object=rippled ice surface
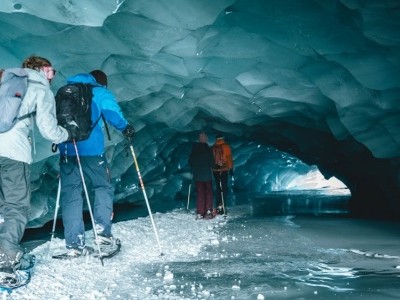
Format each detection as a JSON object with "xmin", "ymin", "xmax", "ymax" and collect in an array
[
  {"xmin": 12, "ymin": 192, "xmax": 400, "ymax": 299},
  {"xmin": 152, "ymin": 209, "xmax": 400, "ymax": 299},
  {"xmin": 185, "ymin": 213, "xmax": 400, "ymax": 299}
]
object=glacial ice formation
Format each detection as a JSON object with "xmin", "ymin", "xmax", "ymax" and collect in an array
[{"xmin": 0, "ymin": 0, "xmax": 399, "ymax": 226}]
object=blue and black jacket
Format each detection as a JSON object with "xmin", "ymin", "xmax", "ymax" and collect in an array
[{"xmin": 58, "ymin": 73, "xmax": 128, "ymax": 156}]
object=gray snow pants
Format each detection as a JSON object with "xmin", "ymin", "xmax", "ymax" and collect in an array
[
  {"xmin": 0, "ymin": 157, "xmax": 30, "ymax": 263},
  {"xmin": 60, "ymin": 155, "xmax": 114, "ymax": 249}
]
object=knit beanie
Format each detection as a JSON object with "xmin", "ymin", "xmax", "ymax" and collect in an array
[{"xmin": 90, "ymin": 70, "xmax": 107, "ymax": 86}]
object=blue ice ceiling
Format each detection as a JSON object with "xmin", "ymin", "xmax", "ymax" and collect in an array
[{"xmin": 0, "ymin": 0, "xmax": 399, "ymax": 225}]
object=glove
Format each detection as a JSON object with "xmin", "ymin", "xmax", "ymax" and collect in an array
[
  {"xmin": 65, "ymin": 124, "xmax": 80, "ymax": 142},
  {"xmin": 229, "ymin": 169, "xmax": 234, "ymax": 177},
  {"xmin": 122, "ymin": 124, "xmax": 135, "ymax": 143}
]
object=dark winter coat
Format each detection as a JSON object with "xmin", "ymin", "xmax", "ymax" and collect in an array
[{"xmin": 189, "ymin": 142, "xmax": 214, "ymax": 182}]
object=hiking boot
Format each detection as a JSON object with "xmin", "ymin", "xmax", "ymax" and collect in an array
[
  {"xmin": 216, "ymin": 205, "xmax": 224, "ymax": 215},
  {"xmin": 0, "ymin": 256, "xmax": 13, "ymax": 275},
  {"xmin": 13, "ymin": 253, "xmax": 35, "ymax": 271},
  {"xmin": 204, "ymin": 210, "xmax": 214, "ymax": 219},
  {"xmin": 0, "ymin": 266, "xmax": 14, "ymax": 276},
  {"xmin": 96, "ymin": 235, "xmax": 117, "ymax": 247},
  {"xmin": 66, "ymin": 246, "xmax": 94, "ymax": 258}
]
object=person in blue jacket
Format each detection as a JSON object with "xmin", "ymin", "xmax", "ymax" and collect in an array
[{"xmin": 58, "ymin": 70, "xmax": 135, "ymax": 257}]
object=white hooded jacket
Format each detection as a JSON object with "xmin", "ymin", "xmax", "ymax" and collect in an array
[{"xmin": 0, "ymin": 68, "xmax": 68, "ymax": 164}]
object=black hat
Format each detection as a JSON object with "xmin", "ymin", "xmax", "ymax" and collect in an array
[{"xmin": 90, "ymin": 70, "xmax": 107, "ymax": 86}]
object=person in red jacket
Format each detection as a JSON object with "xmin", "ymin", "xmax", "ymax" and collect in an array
[{"xmin": 212, "ymin": 135, "xmax": 233, "ymax": 215}]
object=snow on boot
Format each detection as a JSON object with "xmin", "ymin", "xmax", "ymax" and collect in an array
[
  {"xmin": 52, "ymin": 246, "xmax": 94, "ymax": 260},
  {"xmin": 94, "ymin": 236, "xmax": 121, "ymax": 259},
  {"xmin": 0, "ymin": 254, "xmax": 35, "ymax": 292},
  {"xmin": 216, "ymin": 205, "xmax": 224, "ymax": 215},
  {"xmin": 204, "ymin": 210, "xmax": 214, "ymax": 220}
]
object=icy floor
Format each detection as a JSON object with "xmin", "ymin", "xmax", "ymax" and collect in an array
[{"xmin": 4, "ymin": 206, "xmax": 400, "ymax": 300}]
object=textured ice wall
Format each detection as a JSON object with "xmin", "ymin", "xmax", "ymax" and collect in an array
[{"xmin": 0, "ymin": 0, "xmax": 399, "ymax": 224}]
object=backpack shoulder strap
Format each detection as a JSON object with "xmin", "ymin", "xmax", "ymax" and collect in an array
[
  {"xmin": 89, "ymin": 85, "xmax": 111, "ymax": 141},
  {"xmin": 91, "ymin": 114, "xmax": 111, "ymax": 141},
  {"xmin": 18, "ymin": 111, "xmax": 36, "ymax": 121},
  {"xmin": 101, "ymin": 115, "xmax": 111, "ymax": 141}
]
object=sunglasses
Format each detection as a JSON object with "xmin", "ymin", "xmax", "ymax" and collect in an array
[{"xmin": 42, "ymin": 66, "xmax": 57, "ymax": 80}]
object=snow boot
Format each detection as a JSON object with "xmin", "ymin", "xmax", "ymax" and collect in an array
[
  {"xmin": 204, "ymin": 210, "xmax": 214, "ymax": 219},
  {"xmin": 216, "ymin": 204, "xmax": 224, "ymax": 215},
  {"xmin": 52, "ymin": 246, "xmax": 94, "ymax": 259}
]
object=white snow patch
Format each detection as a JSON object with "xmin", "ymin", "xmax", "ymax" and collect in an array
[{"xmin": 9, "ymin": 210, "xmax": 224, "ymax": 299}]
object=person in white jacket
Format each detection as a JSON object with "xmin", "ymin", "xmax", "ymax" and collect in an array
[{"xmin": 0, "ymin": 55, "xmax": 72, "ymax": 273}]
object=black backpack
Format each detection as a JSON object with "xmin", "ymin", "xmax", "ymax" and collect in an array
[{"xmin": 55, "ymin": 83, "xmax": 98, "ymax": 141}]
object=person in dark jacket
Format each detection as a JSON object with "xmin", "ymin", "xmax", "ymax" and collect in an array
[
  {"xmin": 189, "ymin": 132, "xmax": 215, "ymax": 219},
  {"xmin": 57, "ymin": 70, "xmax": 135, "ymax": 257}
]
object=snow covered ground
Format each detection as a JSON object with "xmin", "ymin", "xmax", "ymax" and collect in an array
[
  {"xmin": 4, "ymin": 206, "xmax": 400, "ymax": 300},
  {"xmin": 8, "ymin": 210, "xmax": 225, "ymax": 299}
]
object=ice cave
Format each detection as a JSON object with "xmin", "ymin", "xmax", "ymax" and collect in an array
[
  {"xmin": 0, "ymin": 0, "xmax": 399, "ymax": 227},
  {"xmin": 1, "ymin": 1, "xmax": 400, "ymax": 299}
]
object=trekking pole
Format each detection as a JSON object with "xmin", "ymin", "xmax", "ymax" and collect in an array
[
  {"xmin": 186, "ymin": 183, "xmax": 191, "ymax": 211},
  {"xmin": 128, "ymin": 144, "xmax": 163, "ymax": 256},
  {"xmin": 51, "ymin": 176, "xmax": 61, "ymax": 241},
  {"xmin": 72, "ymin": 139, "xmax": 104, "ymax": 265},
  {"xmin": 219, "ymin": 172, "xmax": 227, "ymax": 217},
  {"xmin": 186, "ymin": 175, "xmax": 192, "ymax": 212},
  {"xmin": 47, "ymin": 175, "xmax": 61, "ymax": 259}
]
